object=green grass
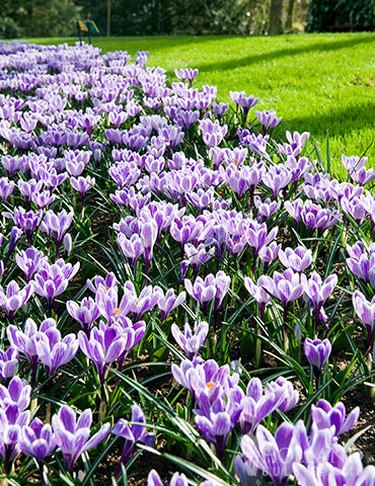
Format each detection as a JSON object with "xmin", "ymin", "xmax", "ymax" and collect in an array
[{"xmin": 23, "ymin": 34, "xmax": 375, "ymax": 177}]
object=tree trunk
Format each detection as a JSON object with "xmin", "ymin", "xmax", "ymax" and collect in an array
[
  {"xmin": 107, "ymin": 0, "xmax": 111, "ymax": 37},
  {"xmin": 269, "ymin": 0, "xmax": 284, "ymax": 34},
  {"xmin": 286, "ymin": 0, "xmax": 295, "ymax": 31}
]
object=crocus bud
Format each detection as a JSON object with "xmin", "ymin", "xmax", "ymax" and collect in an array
[{"xmin": 304, "ymin": 338, "xmax": 332, "ymax": 370}]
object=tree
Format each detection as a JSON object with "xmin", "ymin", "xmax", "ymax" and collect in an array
[
  {"xmin": 268, "ymin": 0, "xmax": 284, "ymax": 34},
  {"xmin": 286, "ymin": 0, "xmax": 295, "ymax": 31}
]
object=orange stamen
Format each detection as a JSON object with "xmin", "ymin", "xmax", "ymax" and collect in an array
[{"xmin": 113, "ymin": 308, "xmax": 121, "ymax": 315}]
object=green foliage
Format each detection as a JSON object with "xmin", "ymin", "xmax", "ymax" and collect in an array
[
  {"xmin": 0, "ymin": 17, "xmax": 22, "ymax": 39},
  {"xmin": 307, "ymin": 0, "xmax": 375, "ymax": 32}
]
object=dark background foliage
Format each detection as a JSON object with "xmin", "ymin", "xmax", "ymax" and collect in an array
[{"xmin": 0, "ymin": 0, "xmax": 373, "ymax": 38}]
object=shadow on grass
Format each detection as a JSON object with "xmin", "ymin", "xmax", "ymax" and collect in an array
[
  {"xmin": 195, "ymin": 34, "xmax": 375, "ymax": 72},
  {"xmin": 281, "ymin": 102, "xmax": 375, "ymax": 152}
]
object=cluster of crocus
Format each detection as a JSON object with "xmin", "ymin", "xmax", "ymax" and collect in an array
[
  {"xmin": 239, "ymin": 407, "xmax": 369, "ymax": 486},
  {"xmin": 0, "ymin": 39, "xmax": 373, "ymax": 484},
  {"xmin": 172, "ymin": 357, "xmax": 299, "ymax": 459}
]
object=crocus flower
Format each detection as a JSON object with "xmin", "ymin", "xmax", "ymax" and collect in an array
[
  {"xmin": 239, "ymin": 377, "xmax": 283, "ymax": 434},
  {"xmin": 171, "ymin": 322, "xmax": 208, "ymax": 359},
  {"xmin": 265, "ymin": 376, "xmax": 299, "ymax": 413},
  {"xmin": 260, "ymin": 269, "xmax": 303, "ymax": 308},
  {"xmin": 148, "ymin": 470, "xmax": 189, "ymax": 486},
  {"xmin": 241, "ymin": 422, "xmax": 302, "ymax": 484},
  {"xmin": 0, "ymin": 280, "xmax": 33, "ymax": 321},
  {"xmin": 112, "ymin": 404, "xmax": 155, "ymax": 463},
  {"xmin": 157, "ymin": 288, "xmax": 186, "ymax": 320},
  {"xmin": 244, "ymin": 276, "xmax": 273, "ymax": 316},
  {"xmin": 301, "ymin": 272, "xmax": 337, "ymax": 323},
  {"xmin": 175, "ymin": 68, "xmax": 199, "ymax": 85},
  {"xmin": 70, "ymin": 175, "xmax": 95, "ymax": 196},
  {"xmin": 2, "ymin": 207, "xmax": 43, "ymax": 242},
  {"xmin": 66, "ymin": 296, "xmax": 100, "ymax": 334},
  {"xmin": 352, "ymin": 290, "xmax": 375, "ymax": 351},
  {"xmin": 40, "ymin": 209, "xmax": 74, "ymax": 247},
  {"xmin": 78, "ymin": 322, "xmax": 136, "ymax": 383},
  {"xmin": 278, "ymin": 246, "xmax": 312, "ymax": 273},
  {"xmin": 311, "ymin": 399, "xmax": 359, "ymax": 436},
  {"xmin": 7, "ymin": 317, "xmax": 77, "ymax": 379},
  {"xmin": 52, "ymin": 405, "xmax": 110, "ymax": 473},
  {"xmin": 304, "ymin": 338, "xmax": 332, "ymax": 370},
  {"xmin": 293, "ymin": 451, "xmax": 375, "ymax": 486},
  {"xmin": 33, "ymin": 259, "xmax": 80, "ymax": 307},
  {"xmin": 184, "ymin": 271, "xmax": 231, "ymax": 311},
  {"xmin": 0, "ymin": 376, "xmax": 31, "ymax": 411},
  {"xmin": 230, "ymin": 91, "xmax": 259, "ymax": 117},
  {"xmin": 256, "ymin": 109, "xmax": 282, "ymax": 131},
  {"xmin": 15, "ymin": 247, "xmax": 47, "ymax": 282},
  {"xmin": 0, "ymin": 347, "xmax": 19, "ymax": 383},
  {"xmin": 0, "ymin": 405, "xmax": 30, "ymax": 471},
  {"xmin": 20, "ymin": 418, "xmax": 56, "ymax": 461}
]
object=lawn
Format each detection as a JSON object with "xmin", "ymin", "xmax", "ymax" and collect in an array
[{"xmin": 24, "ymin": 33, "xmax": 375, "ymax": 177}]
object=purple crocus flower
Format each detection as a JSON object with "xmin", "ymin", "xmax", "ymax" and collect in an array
[
  {"xmin": 258, "ymin": 241, "xmax": 280, "ymax": 264},
  {"xmin": 352, "ymin": 290, "xmax": 375, "ymax": 351},
  {"xmin": 245, "ymin": 220, "xmax": 278, "ymax": 258},
  {"xmin": 33, "ymin": 324, "xmax": 78, "ymax": 378},
  {"xmin": 148, "ymin": 470, "xmax": 189, "ymax": 486},
  {"xmin": 78, "ymin": 322, "xmax": 137, "ymax": 383},
  {"xmin": 175, "ymin": 68, "xmax": 199, "ymax": 85},
  {"xmin": 0, "ymin": 347, "xmax": 19, "ymax": 383},
  {"xmin": 230, "ymin": 91, "xmax": 258, "ymax": 118},
  {"xmin": 87, "ymin": 272, "xmax": 118, "ymax": 294},
  {"xmin": 304, "ymin": 338, "xmax": 332, "ymax": 370},
  {"xmin": 112, "ymin": 404, "xmax": 155, "ymax": 463},
  {"xmin": 260, "ymin": 269, "xmax": 303, "ymax": 308},
  {"xmin": 199, "ymin": 119, "xmax": 228, "ymax": 147},
  {"xmin": 278, "ymin": 246, "xmax": 312, "ymax": 273},
  {"xmin": 66, "ymin": 296, "xmax": 100, "ymax": 334},
  {"xmin": 241, "ymin": 422, "xmax": 302, "ymax": 484},
  {"xmin": 0, "ymin": 376, "xmax": 31, "ymax": 411},
  {"xmin": 141, "ymin": 220, "xmax": 158, "ymax": 273},
  {"xmin": 301, "ymin": 272, "xmax": 337, "ymax": 323},
  {"xmin": 52, "ymin": 405, "xmax": 110, "ymax": 473},
  {"xmin": 0, "ymin": 405, "xmax": 30, "ymax": 472},
  {"xmin": 0, "ymin": 177, "xmax": 15, "ymax": 202},
  {"xmin": 239, "ymin": 377, "xmax": 284, "ymax": 434},
  {"xmin": 70, "ymin": 175, "xmax": 95, "ymax": 197},
  {"xmin": 33, "ymin": 259, "xmax": 80, "ymax": 307},
  {"xmin": 157, "ymin": 288, "xmax": 186, "ymax": 320},
  {"xmin": 263, "ymin": 165, "xmax": 292, "ymax": 199},
  {"xmin": 0, "ymin": 280, "xmax": 33, "ymax": 322},
  {"xmin": 3, "ymin": 226, "xmax": 22, "ymax": 265},
  {"xmin": 256, "ymin": 109, "xmax": 282, "ymax": 131},
  {"xmin": 171, "ymin": 322, "xmax": 209, "ymax": 359},
  {"xmin": 184, "ymin": 271, "xmax": 231, "ymax": 311},
  {"xmin": 300, "ymin": 201, "xmax": 340, "ymax": 235},
  {"xmin": 311, "ymin": 399, "xmax": 359, "ymax": 436},
  {"xmin": 40, "ymin": 209, "xmax": 74, "ymax": 248},
  {"xmin": 20, "ymin": 417, "xmax": 56, "ymax": 461},
  {"xmin": 244, "ymin": 276, "xmax": 273, "ymax": 316},
  {"xmin": 15, "ymin": 247, "xmax": 47, "ymax": 282},
  {"xmin": 3, "ymin": 207, "xmax": 43, "ymax": 243},
  {"xmin": 265, "ymin": 376, "xmax": 299, "ymax": 413},
  {"xmin": 293, "ymin": 451, "xmax": 375, "ymax": 486},
  {"xmin": 7, "ymin": 317, "xmax": 77, "ymax": 379},
  {"xmin": 346, "ymin": 242, "xmax": 375, "ymax": 287}
]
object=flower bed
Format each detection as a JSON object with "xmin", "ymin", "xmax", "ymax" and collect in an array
[{"xmin": 0, "ymin": 40, "xmax": 374, "ymax": 485}]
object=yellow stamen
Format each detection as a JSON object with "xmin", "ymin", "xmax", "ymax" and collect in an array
[
  {"xmin": 206, "ymin": 381, "xmax": 216, "ymax": 390},
  {"xmin": 113, "ymin": 308, "xmax": 120, "ymax": 315}
]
